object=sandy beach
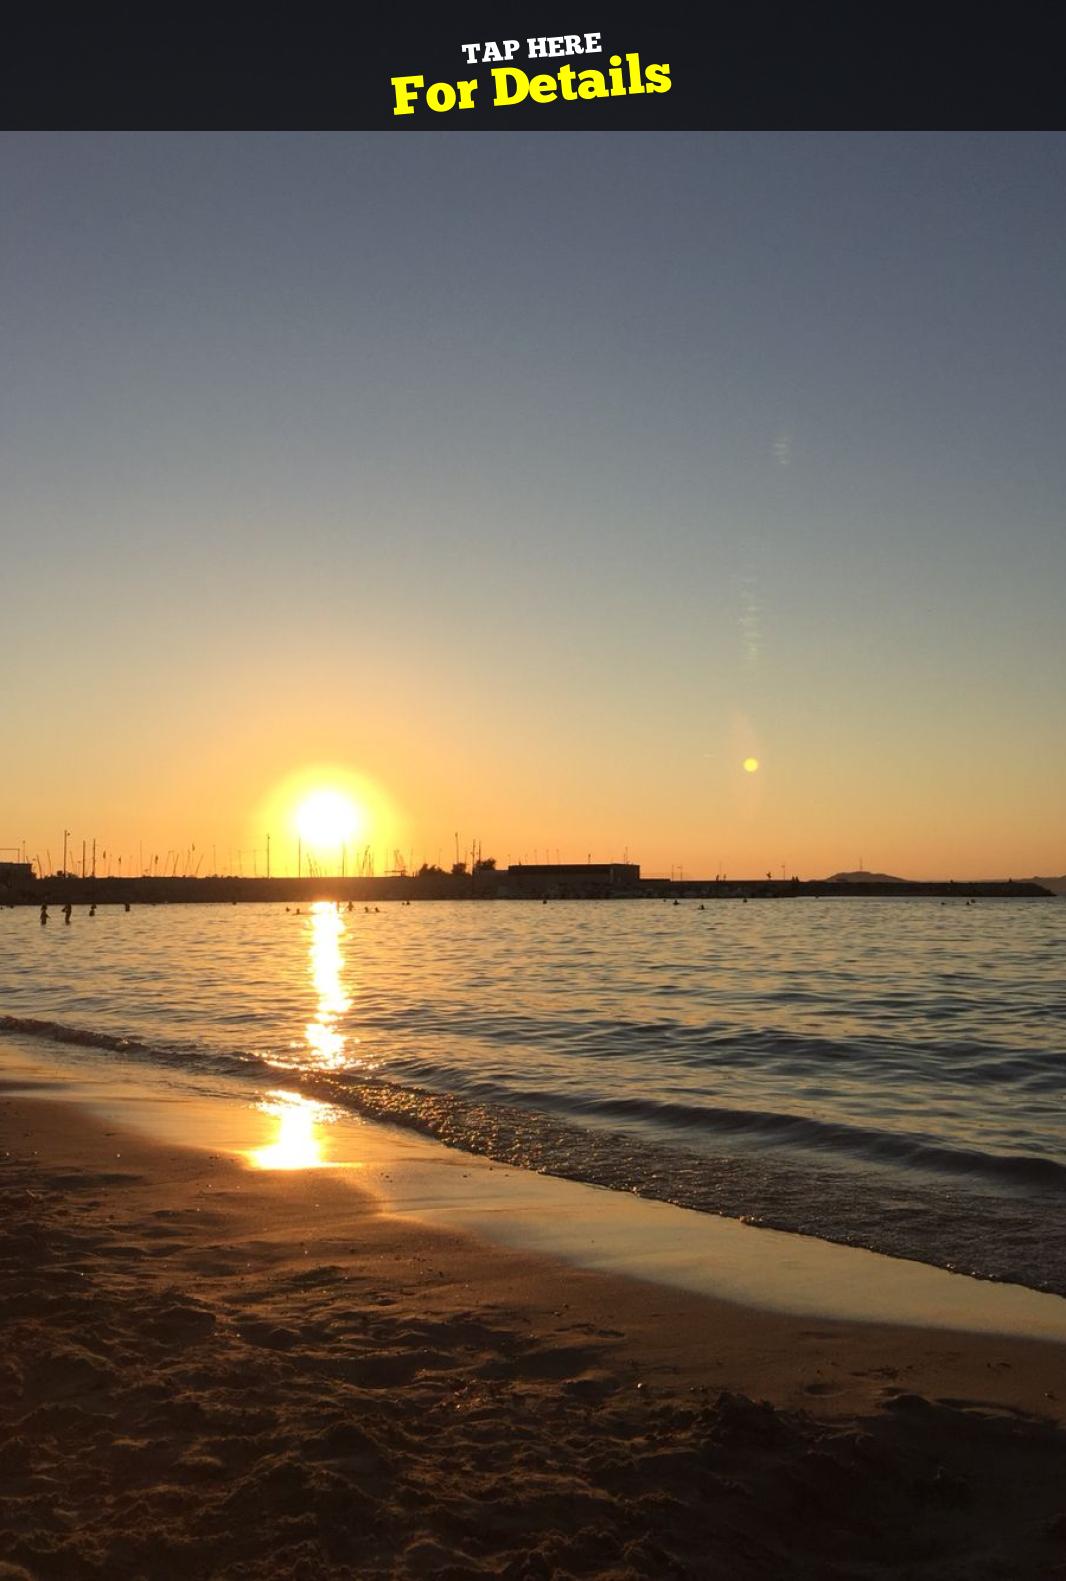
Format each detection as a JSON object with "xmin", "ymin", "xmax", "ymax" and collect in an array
[{"xmin": 3, "ymin": 1090, "xmax": 1066, "ymax": 1579}]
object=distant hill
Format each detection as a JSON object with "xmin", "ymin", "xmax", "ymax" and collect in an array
[
  {"xmin": 824, "ymin": 870, "xmax": 1062, "ymax": 892},
  {"xmin": 826, "ymin": 870, "xmax": 906, "ymax": 884}
]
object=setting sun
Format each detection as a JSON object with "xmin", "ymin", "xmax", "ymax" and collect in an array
[
  {"xmin": 257, "ymin": 764, "xmax": 407, "ymax": 878},
  {"xmin": 295, "ymin": 789, "xmax": 364, "ymax": 851}
]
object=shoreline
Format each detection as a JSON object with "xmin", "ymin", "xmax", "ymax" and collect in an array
[
  {"xmin": 6, "ymin": 1035, "xmax": 1066, "ymax": 1340},
  {"xmin": 4, "ymin": 1090, "xmax": 1066, "ymax": 1576},
  {"xmin": 5, "ymin": 1014, "xmax": 1066, "ymax": 1304}
]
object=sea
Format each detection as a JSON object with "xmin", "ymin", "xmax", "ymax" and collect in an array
[{"xmin": 1, "ymin": 897, "xmax": 1064, "ymax": 1295}]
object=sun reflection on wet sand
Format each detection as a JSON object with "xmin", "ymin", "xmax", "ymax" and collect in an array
[{"xmin": 248, "ymin": 1090, "xmax": 336, "ymax": 1170}]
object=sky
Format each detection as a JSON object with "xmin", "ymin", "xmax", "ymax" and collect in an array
[{"xmin": 3, "ymin": 132, "xmax": 1064, "ymax": 880}]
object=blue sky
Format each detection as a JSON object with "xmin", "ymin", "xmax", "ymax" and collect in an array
[{"xmin": 3, "ymin": 133, "xmax": 1064, "ymax": 877}]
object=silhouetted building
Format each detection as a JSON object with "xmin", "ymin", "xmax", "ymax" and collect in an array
[
  {"xmin": 0, "ymin": 862, "xmax": 34, "ymax": 881},
  {"xmin": 503, "ymin": 862, "xmax": 640, "ymax": 895}
]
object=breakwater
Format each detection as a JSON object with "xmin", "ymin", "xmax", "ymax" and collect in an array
[{"xmin": 0, "ymin": 874, "xmax": 1052, "ymax": 905}]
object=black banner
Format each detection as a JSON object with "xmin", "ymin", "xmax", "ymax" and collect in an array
[{"xmin": 4, "ymin": 15, "xmax": 1057, "ymax": 130}]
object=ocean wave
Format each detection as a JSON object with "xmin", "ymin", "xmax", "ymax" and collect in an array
[
  {"xmin": 3, "ymin": 1011, "xmax": 1063, "ymax": 1192},
  {"xmin": 3, "ymin": 1010, "xmax": 1066, "ymax": 1296},
  {"xmin": 0, "ymin": 1013, "xmax": 256, "ymax": 1084},
  {"xmin": 347, "ymin": 1002, "xmax": 1060, "ymax": 1083},
  {"xmin": 523, "ymin": 1089, "xmax": 1066, "ymax": 1189}
]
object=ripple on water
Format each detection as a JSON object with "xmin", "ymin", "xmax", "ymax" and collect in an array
[{"xmin": 1, "ymin": 897, "xmax": 1064, "ymax": 1292}]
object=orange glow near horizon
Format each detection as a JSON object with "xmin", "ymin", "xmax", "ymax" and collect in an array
[{"xmin": 8, "ymin": 747, "xmax": 1061, "ymax": 887}]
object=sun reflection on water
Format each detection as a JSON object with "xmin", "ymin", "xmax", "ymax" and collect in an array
[
  {"xmin": 304, "ymin": 900, "xmax": 352, "ymax": 1070},
  {"xmin": 248, "ymin": 902, "xmax": 359, "ymax": 1168}
]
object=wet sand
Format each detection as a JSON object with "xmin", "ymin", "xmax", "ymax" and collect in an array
[{"xmin": 3, "ymin": 1093, "xmax": 1066, "ymax": 1579}]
